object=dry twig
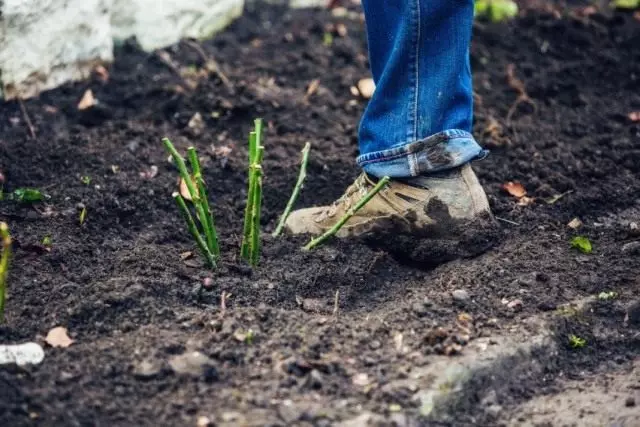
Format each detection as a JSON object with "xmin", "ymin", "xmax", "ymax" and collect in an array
[{"xmin": 506, "ymin": 63, "xmax": 537, "ymax": 125}]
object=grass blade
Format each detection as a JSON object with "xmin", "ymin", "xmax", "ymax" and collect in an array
[
  {"xmin": 303, "ymin": 176, "xmax": 390, "ymax": 251},
  {"xmin": 272, "ymin": 142, "xmax": 311, "ymax": 237}
]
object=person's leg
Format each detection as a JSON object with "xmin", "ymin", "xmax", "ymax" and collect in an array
[
  {"xmin": 285, "ymin": 0, "xmax": 491, "ymax": 239},
  {"xmin": 358, "ymin": 0, "xmax": 486, "ymax": 178}
]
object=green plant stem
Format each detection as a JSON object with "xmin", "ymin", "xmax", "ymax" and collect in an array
[
  {"xmin": 250, "ymin": 165, "xmax": 263, "ymax": 267},
  {"xmin": 272, "ymin": 142, "xmax": 311, "ymax": 237},
  {"xmin": 196, "ymin": 176, "xmax": 220, "ymax": 257},
  {"xmin": 173, "ymin": 192, "xmax": 216, "ymax": 268},
  {"xmin": 0, "ymin": 222, "xmax": 11, "ymax": 322},
  {"xmin": 303, "ymin": 176, "xmax": 390, "ymax": 251},
  {"xmin": 163, "ymin": 138, "xmax": 198, "ymax": 201},
  {"xmin": 188, "ymin": 147, "xmax": 219, "ymax": 258},
  {"xmin": 241, "ymin": 131, "xmax": 258, "ymax": 261}
]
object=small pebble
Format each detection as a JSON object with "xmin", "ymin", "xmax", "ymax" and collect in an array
[
  {"xmin": 412, "ymin": 302, "xmax": 427, "ymax": 316},
  {"xmin": 452, "ymin": 289, "xmax": 470, "ymax": 302},
  {"xmin": 621, "ymin": 241, "xmax": 640, "ymax": 255},
  {"xmin": 507, "ymin": 299, "xmax": 524, "ymax": 311}
]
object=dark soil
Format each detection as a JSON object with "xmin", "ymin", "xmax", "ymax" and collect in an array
[{"xmin": 1, "ymin": 2, "xmax": 639, "ymax": 426}]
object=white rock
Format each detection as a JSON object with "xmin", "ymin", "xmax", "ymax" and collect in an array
[
  {"xmin": 0, "ymin": 342, "xmax": 45, "ymax": 366},
  {"xmin": 0, "ymin": 0, "xmax": 113, "ymax": 100},
  {"xmin": 110, "ymin": 0, "xmax": 245, "ymax": 51}
]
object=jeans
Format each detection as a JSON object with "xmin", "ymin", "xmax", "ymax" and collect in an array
[{"xmin": 358, "ymin": 0, "xmax": 487, "ymax": 178}]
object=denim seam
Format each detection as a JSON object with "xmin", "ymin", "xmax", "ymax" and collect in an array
[
  {"xmin": 406, "ymin": 0, "xmax": 419, "ymax": 143},
  {"xmin": 413, "ymin": 0, "xmax": 421, "ymax": 142}
]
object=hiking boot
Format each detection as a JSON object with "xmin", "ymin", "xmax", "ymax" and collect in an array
[{"xmin": 285, "ymin": 164, "xmax": 492, "ymax": 238}]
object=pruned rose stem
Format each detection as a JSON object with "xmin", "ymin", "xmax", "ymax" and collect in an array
[{"xmin": 272, "ymin": 142, "xmax": 311, "ymax": 237}]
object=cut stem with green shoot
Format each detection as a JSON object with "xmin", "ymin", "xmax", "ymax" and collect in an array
[
  {"xmin": 272, "ymin": 142, "xmax": 311, "ymax": 237},
  {"xmin": 0, "ymin": 222, "xmax": 11, "ymax": 322},
  {"xmin": 241, "ymin": 119, "xmax": 265, "ymax": 267},
  {"xmin": 304, "ymin": 176, "xmax": 390, "ymax": 251},
  {"xmin": 162, "ymin": 138, "xmax": 219, "ymax": 268}
]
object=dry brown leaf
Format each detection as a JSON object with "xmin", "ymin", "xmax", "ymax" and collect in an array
[
  {"xmin": 628, "ymin": 112, "xmax": 640, "ymax": 122},
  {"xmin": 45, "ymin": 326, "xmax": 73, "ymax": 348},
  {"xmin": 502, "ymin": 181, "xmax": 527, "ymax": 198},
  {"xmin": 179, "ymin": 177, "xmax": 198, "ymax": 201},
  {"xmin": 357, "ymin": 78, "xmax": 375, "ymax": 99},
  {"xmin": 94, "ymin": 65, "xmax": 109, "ymax": 83},
  {"xmin": 77, "ymin": 90, "xmax": 96, "ymax": 110}
]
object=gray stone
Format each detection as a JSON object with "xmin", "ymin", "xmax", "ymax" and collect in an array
[
  {"xmin": 622, "ymin": 241, "xmax": 640, "ymax": 255},
  {"xmin": 169, "ymin": 351, "xmax": 218, "ymax": 381},
  {"xmin": 111, "ymin": 0, "xmax": 245, "ymax": 51},
  {"xmin": 452, "ymin": 289, "xmax": 470, "ymax": 302},
  {"xmin": 133, "ymin": 359, "xmax": 162, "ymax": 379},
  {"xmin": 0, "ymin": 0, "xmax": 113, "ymax": 100}
]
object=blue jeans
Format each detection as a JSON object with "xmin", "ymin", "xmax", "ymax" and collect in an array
[{"xmin": 358, "ymin": 0, "xmax": 487, "ymax": 178}]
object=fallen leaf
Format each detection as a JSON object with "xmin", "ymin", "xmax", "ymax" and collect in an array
[
  {"xmin": 179, "ymin": 177, "xmax": 198, "ymax": 201},
  {"xmin": 357, "ymin": 78, "xmax": 375, "ymax": 99},
  {"xmin": 45, "ymin": 326, "xmax": 73, "ymax": 348},
  {"xmin": 77, "ymin": 89, "xmax": 97, "ymax": 110},
  {"xmin": 94, "ymin": 65, "xmax": 109, "ymax": 83},
  {"xmin": 628, "ymin": 111, "xmax": 640, "ymax": 122},
  {"xmin": 180, "ymin": 251, "xmax": 194, "ymax": 260},
  {"xmin": 568, "ymin": 217, "xmax": 583, "ymax": 229},
  {"xmin": 571, "ymin": 236, "xmax": 592, "ymax": 254},
  {"xmin": 502, "ymin": 181, "xmax": 527, "ymax": 198}
]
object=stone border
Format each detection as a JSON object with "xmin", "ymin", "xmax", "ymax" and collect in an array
[{"xmin": 0, "ymin": 0, "xmax": 327, "ymax": 100}]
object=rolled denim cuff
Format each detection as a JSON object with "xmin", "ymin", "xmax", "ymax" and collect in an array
[{"xmin": 356, "ymin": 129, "xmax": 488, "ymax": 178}]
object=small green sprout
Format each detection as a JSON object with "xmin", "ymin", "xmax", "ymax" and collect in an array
[
  {"xmin": 571, "ymin": 236, "xmax": 592, "ymax": 254},
  {"xmin": 79, "ymin": 207, "xmax": 87, "ymax": 225},
  {"xmin": 475, "ymin": 0, "xmax": 518, "ymax": 23},
  {"xmin": 80, "ymin": 176, "xmax": 91, "ymax": 185},
  {"xmin": 612, "ymin": 0, "xmax": 640, "ymax": 10},
  {"xmin": 598, "ymin": 291, "xmax": 618, "ymax": 301},
  {"xmin": 323, "ymin": 32, "xmax": 334, "ymax": 47},
  {"xmin": 568, "ymin": 334, "xmax": 586, "ymax": 348},
  {"xmin": 42, "ymin": 235, "xmax": 52, "ymax": 247},
  {"xmin": 12, "ymin": 188, "xmax": 43, "ymax": 202}
]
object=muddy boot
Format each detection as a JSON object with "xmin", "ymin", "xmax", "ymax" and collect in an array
[{"xmin": 285, "ymin": 164, "xmax": 496, "ymax": 262}]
